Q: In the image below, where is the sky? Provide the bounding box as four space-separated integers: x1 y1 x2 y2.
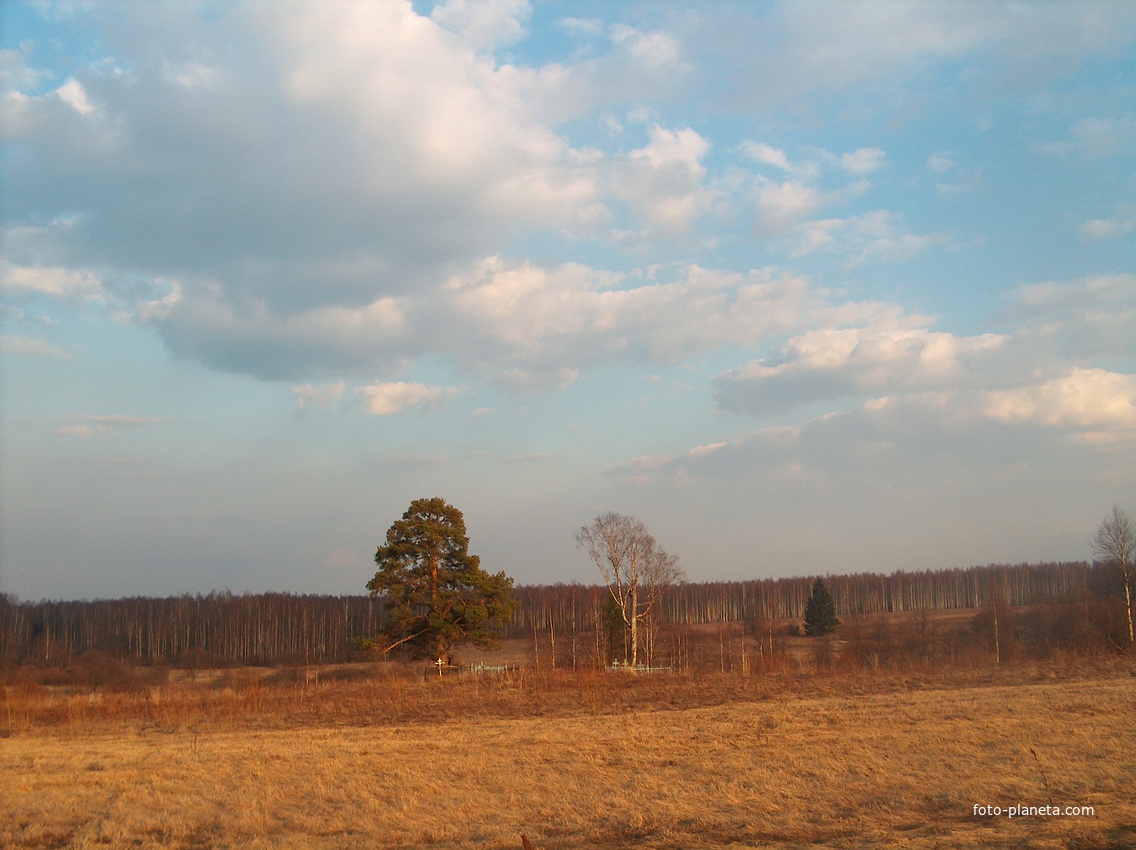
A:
1 1 1134 602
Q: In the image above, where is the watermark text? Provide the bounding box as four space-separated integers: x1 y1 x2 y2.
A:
972 804 1094 818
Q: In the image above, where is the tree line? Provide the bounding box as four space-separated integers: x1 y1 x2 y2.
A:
0 592 384 668
1 560 1118 669
508 560 1108 637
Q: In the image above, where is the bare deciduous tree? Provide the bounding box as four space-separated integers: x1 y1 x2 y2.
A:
640 544 682 667
574 512 682 668
1092 506 1135 645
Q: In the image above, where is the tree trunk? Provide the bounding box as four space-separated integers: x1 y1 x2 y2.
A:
1124 568 1134 645
993 601 1001 665
629 585 639 668
549 615 556 670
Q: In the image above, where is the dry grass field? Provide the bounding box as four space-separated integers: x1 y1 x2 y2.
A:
3 657 1135 850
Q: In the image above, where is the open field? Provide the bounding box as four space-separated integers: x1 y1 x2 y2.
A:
3 660 1134 849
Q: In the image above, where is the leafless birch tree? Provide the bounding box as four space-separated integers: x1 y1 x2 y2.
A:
1092 506 1135 645
575 512 682 667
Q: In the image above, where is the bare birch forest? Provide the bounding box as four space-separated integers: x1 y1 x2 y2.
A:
2 560 1128 672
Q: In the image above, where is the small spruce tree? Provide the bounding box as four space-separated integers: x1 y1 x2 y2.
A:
804 578 840 636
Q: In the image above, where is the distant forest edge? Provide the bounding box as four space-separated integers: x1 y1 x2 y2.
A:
2 561 1124 667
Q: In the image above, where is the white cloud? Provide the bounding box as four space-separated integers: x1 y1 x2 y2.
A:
132 279 182 324
741 142 882 177
55 79 94 114
740 141 794 172
688 440 729 457
983 369 1136 431
614 125 715 234
790 210 945 264
838 147 885 174
754 180 828 232
610 25 683 70
715 324 1007 415
278 2 602 234
356 382 457 415
441 258 873 370
0 334 69 358
1 1 611 334
1 265 104 301
431 0 532 53
3 3 1132 410
155 287 408 379
1079 210 1135 242
291 381 346 410
754 178 869 234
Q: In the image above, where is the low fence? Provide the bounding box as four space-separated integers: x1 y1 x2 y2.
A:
606 661 672 674
423 662 523 680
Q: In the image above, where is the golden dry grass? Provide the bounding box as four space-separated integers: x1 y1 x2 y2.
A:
2 668 1134 849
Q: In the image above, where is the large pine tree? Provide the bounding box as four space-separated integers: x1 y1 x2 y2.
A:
803 578 840 636
367 497 517 663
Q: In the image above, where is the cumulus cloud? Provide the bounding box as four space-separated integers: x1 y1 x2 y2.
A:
1079 209 1135 242
610 24 683 70
155 287 408 380
737 143 894 248
715 324 1007 415
754 181 829 233
431 0 532 53
614 125 716 234
55 79 95 115
3 1 1132 416
440 258 883 371
983 369 1136 430
623 368 1136 503
355 382 457 415
45 253 902 382
1 2 606 310
0 2 731 384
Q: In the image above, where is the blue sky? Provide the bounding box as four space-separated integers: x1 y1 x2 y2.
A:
2 1 1134 601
